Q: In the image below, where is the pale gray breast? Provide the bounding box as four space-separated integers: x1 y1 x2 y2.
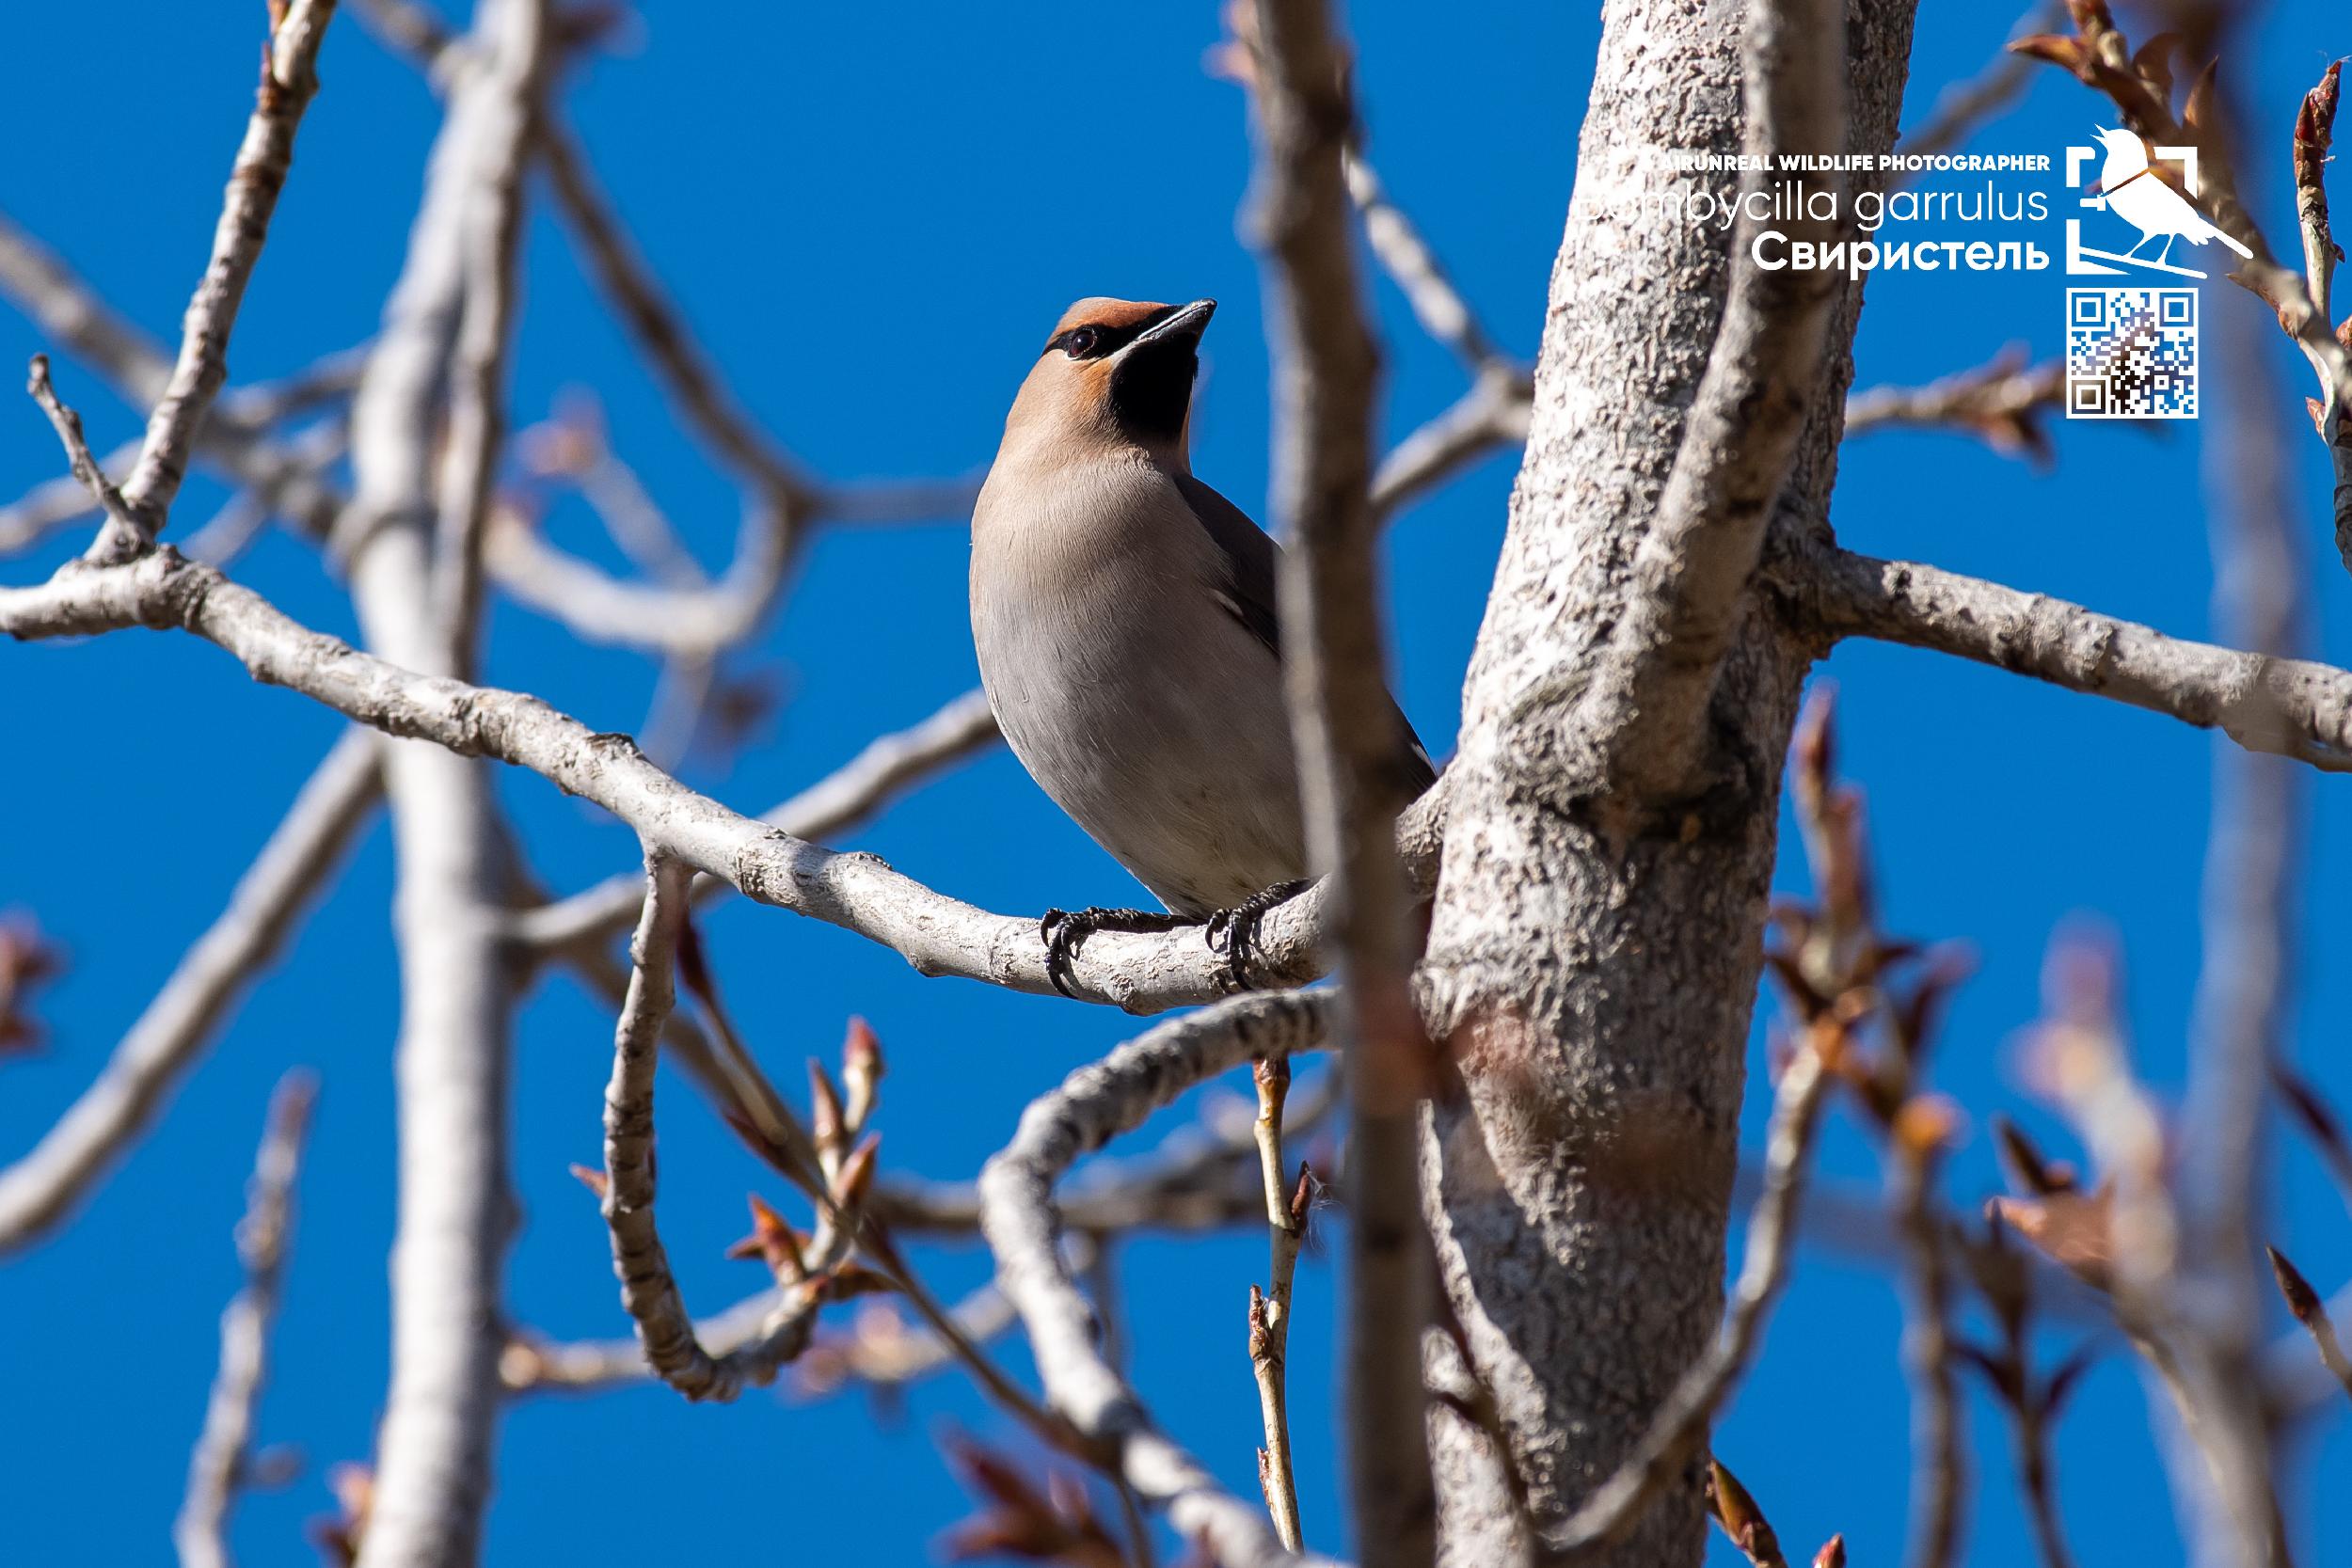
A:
970 454 1305 913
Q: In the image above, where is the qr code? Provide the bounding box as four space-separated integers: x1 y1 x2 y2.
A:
2066 287 2197 419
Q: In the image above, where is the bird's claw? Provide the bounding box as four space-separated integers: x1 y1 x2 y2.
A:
1204 879 1311 993
1039 906 1189 998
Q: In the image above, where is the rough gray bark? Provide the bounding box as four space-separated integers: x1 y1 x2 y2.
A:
1413 4 1918 1563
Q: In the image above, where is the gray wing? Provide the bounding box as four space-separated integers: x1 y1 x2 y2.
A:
1173 474 1438 792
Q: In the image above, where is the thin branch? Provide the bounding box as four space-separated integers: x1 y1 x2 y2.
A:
0 545 1457 1010
1964 1222 2084 1568
0 216 352 549
182 420 348 566
0 212 179 398
428 0 547 672
1368 367 1531 522
25 355 137 535
1247 1056 1307 1550
1244 2 1432 1560
1843 352 2067 464
2165 232 2303 1567
92 0 341 562
1891 1144 1965 1568
1894 5 2059 163
1342 150 1507 377
977 989 1339 1568
0 730 379 1254
880 1063 1342 1241
514 687 999 952
332 6 544 1558
1539 1039 1835 1560
1575 0 1850 806
534 111 817 594
482 499 787 656
347 0 456 72
1786 543 2352 772
597 858 838 1399
175 1070 317 1568
509 1270 1023 1399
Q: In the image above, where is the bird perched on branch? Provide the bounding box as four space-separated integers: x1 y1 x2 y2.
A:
969 296 1434 991
2083 126 2252 269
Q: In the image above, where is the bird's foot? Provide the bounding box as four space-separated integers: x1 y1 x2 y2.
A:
1039 906 1190 997
1204 879 1312 992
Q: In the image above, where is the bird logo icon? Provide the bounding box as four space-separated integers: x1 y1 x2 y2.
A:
2074 127 2250 277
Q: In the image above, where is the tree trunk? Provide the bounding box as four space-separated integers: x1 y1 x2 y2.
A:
1416 4 1918 1563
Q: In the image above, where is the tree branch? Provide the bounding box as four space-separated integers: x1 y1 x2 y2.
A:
0 548 1481 1008
175 1070 316 1568
428 0 545 672
1243 1 1435 1562
1843 351 2066 464
1785 542 2352 771
977 990 1340 1568
0 214 351 549
91 0 341 562
330 5 544 1557
597 858 836 1399
1369 367 1531 522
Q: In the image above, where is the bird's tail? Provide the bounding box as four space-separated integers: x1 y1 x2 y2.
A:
2208 221 2253 260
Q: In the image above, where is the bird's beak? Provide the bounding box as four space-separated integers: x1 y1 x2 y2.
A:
1132 299 1216 350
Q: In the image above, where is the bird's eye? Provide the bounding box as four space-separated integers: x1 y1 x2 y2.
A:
1065 326 1102 358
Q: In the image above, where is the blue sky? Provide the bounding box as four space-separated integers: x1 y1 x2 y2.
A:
3 2 2349 1564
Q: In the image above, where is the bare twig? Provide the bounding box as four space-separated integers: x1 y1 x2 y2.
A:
1242 3 1434 1561
429 0 547 672
0 731 378 1254
24 356 137 535
2272 1058 2352 1214
1843 352 2067 464
0 217 352 549
1342 150 1507 377
2162 249 2304 1567
598 858 843 1399
1772 690 1970 1568
1247 1056 1308 1550
482 499 787 657
347 0 456 72
979 990 1339 1568
1959 1213 2085 1568
1368 367 1531 521
176 1071 317 1568
91 0 341 563
1891 1129 1965 1568
2009 934 2289 1568
1895 5 2060 163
